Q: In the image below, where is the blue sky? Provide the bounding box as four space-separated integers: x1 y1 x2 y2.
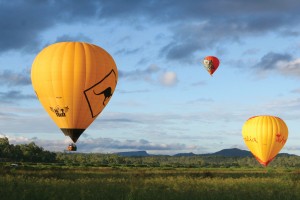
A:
1 0 300 155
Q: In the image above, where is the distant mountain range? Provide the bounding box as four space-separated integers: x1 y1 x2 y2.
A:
116 151 150 157
115 148 295 157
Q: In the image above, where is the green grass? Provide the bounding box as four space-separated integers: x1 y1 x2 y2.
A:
1 165 300 200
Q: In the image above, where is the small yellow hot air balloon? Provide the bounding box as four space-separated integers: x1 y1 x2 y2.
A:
31 42 118 148
242 115 288 166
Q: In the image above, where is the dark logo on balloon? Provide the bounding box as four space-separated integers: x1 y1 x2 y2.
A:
93 87 112 105
243 135 258 143
84 69 117 118
50 106 69 117
275 133 286 144
203 59 215 72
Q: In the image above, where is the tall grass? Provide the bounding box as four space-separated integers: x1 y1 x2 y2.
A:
1 166 300 200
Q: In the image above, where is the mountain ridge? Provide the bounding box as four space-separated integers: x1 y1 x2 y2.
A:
115 148 295 157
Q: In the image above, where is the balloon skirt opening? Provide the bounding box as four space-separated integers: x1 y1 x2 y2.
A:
254 155 275 167
61 128 85 143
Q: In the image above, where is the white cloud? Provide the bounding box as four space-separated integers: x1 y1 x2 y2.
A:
159 71 178 86
291 88 300 93
277 58 300 77
0 134 199 154
254 53 300 78
119 64 161 82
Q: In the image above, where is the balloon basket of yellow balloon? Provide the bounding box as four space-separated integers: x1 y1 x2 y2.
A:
67 143 77 151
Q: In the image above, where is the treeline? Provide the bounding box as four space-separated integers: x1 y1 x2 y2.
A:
2 137 300 168
0 137 56 162
56 152 300 168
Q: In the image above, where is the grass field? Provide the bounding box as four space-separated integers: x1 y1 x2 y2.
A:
1 164 300 200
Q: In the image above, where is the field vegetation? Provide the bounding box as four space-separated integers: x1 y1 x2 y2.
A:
1 137 300 199
1 164 300 200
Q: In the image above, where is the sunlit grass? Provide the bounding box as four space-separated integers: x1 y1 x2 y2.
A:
1 166 300 200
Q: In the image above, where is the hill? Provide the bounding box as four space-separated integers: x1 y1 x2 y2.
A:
116 148 251 157
203 148 252 157
173 152 197 157
116 150 150 157
115 148 295 157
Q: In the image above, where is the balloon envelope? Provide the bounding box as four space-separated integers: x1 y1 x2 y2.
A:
242 115 288 166
203 56 219 76
31 42 118 143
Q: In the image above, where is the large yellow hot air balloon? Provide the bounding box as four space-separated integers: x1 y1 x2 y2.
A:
242 115 288 166
31 42 118 146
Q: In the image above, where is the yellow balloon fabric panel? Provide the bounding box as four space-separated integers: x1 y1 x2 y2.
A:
242 115 288 166
31 42 118 142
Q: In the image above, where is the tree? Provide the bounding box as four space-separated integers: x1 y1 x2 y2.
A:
0 137 10 159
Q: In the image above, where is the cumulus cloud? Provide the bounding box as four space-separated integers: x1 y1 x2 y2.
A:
242 48 260 55
115 47 142 56
254 52 292 70
253 52 300 78
187 98 214 104
0 69 31 86
119 64 160 81
1 134 32 144
54 34 93 43
158 1 300 62
79 138 188 152
191 81 206 86
0 1 99 53
118 89 150 94
1 0 300 59
1 134 196 154
159 71 178 86
97 0 300 27
261 98 300 116
291 88 300 94
276 58 300 77
119 66 178 86
0 90 35 103
0 135 69 152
